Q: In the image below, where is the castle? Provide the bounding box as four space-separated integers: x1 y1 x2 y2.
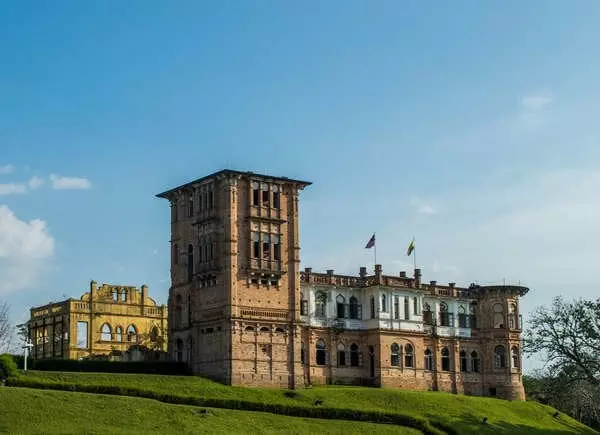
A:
157 169 528 400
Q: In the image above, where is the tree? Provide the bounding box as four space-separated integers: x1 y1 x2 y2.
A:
0 302 12 353
524 296 600 386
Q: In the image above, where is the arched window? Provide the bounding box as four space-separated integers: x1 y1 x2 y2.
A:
439 302 450 326
115 326 123 342
441 347 451 371
176 338 184 362
336 294 345 319
260 326 270 332
315 292 327 318
100 323 111 341
175 294 183 327
423 303 433 325
316 340 326 366
390 343 400 366
188 196 194 217
460 350 467 372
471 351 480 372
493 303 504 328
494 345 506 368
404 344 414 368
511 346 520 368
349 296 359 319
187 245 194 282
245 325 255 331
350 343 359 367
301 342 306 365
186 336 193 362
337 343 346 366
275 327 285 333
424 349 434 371
173 244 179 265
126 325 137 342
381 295 387 312
370 296 376 318
508 304 518 329
458 305 467 328
300 292 308 316
150 326 160 342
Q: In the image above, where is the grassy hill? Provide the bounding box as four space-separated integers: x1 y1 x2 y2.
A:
5 370 598 435
0 387 417 435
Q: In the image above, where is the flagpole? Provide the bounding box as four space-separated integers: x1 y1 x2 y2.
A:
413 237 416 272
374 233 377 270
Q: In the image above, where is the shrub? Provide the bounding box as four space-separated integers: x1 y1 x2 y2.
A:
0 354 18 380
30 359 191 375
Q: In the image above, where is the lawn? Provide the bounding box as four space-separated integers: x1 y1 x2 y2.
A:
12 370 599 435
0 387 419 435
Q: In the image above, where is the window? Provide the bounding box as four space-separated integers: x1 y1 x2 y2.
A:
76 321 88 349
272 185 280 209
423 303 433 325
511 346 520 368
262 234 271 260
336 294 345 318
441 347 451 371
150 326 160 342
100 323 111 341
121 290 127 302
470 306 477 329
316 340 326 365
300 293 308 316
260 326 270 332
350 343 359 366
471 351 480 372
494 345 506 368
173 244 179 265
337 343 346 366
273 235 281 261
188 196 194 217
262 184 270 207
404 297 409 320
413 297 418 315
381 295 387 312
126 325 137 342
393 296 399 320
424 349 434 371
187 245 194 282
493 303 504 328
172 202 178 222
245 326 255 331
301 342 306 365
275 327 285 333
176 339 184 362
252 233 260 258
349 296 359 319
404 344 414 368
439 302 450 326
391 343 400 366
370 296 376 318
509 304 517 329
252 182 260 206
208 190 214 209
458 306 467 328
315 292 326 317
115 326 123 342
186 336 193 362
460 350 467 372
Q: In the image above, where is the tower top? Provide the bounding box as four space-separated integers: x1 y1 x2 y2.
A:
156 169 312 200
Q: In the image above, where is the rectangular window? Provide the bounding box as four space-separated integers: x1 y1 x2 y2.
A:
393 297 399 320
252 183 260 206
413 297 418 314
199 191 204 211
262 234 271 260
404 297 410 320
172 203 178 222
76 321 88 349
208 190 214 209
252 233 260 258
273 235 281 261
273 190 280 209
188 197 194 217
301 300 308 316
262 185 270 207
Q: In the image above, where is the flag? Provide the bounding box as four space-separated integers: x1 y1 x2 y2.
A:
406 238 415 256
365 234 375 249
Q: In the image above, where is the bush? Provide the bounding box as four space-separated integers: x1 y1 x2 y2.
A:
0 354 18 380
30 359 191 375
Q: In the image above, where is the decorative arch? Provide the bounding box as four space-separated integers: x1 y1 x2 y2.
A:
336 294 345 318
404 343 414 368
315 292 327 317
441 347 451 371
494 345 506 368
259 326 270 332
245 325 255 331
150 326 160 342
100 323 111 341
126 324 137 342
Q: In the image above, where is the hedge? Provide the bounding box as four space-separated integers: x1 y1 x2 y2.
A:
29 359 191 375
7 376 454 435
0 354 18 380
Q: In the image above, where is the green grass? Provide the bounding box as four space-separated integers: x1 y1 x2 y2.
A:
0 387 419 434
12 370 600 435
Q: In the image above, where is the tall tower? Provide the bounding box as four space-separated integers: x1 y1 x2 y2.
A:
157 170 311 386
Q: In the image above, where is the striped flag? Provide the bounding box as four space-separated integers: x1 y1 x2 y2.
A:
365 234 375 249
406 238 415 256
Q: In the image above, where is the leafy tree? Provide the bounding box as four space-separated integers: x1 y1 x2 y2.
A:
524 296 600 386
0 302 12 353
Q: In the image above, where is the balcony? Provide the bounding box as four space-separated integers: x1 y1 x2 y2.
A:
249 259 283 275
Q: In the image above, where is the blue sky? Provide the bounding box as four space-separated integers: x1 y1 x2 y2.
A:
2 1 600 368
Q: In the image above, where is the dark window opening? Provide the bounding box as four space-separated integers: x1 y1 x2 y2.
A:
350 343 359 366
316 341 326 366
188 197 194 217
404 297 409 320
273 191 280 209
441 347 451 371
391 343 400 366
370 297 376 318
471 351 480 372
300 299 308 315
337 302 345 319
262 188 270 207
349 297 359 319
489 387 497 396
187 245 194 282
460 350 467 372
338 349 346 366
393 297 399 319
208 190 214 209
252 183 260 206
273 237 281 261
404 344 414 368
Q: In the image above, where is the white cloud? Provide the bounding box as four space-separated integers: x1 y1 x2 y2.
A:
49 174 91 190
28 176 44 190
0 183 27 195
0 165 14 175
410 197 438 215
0 206 54 296
520 91 553 112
